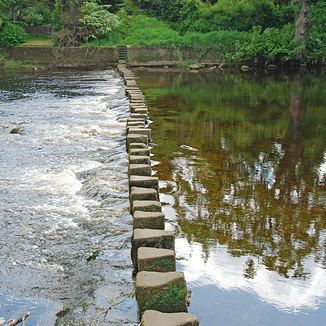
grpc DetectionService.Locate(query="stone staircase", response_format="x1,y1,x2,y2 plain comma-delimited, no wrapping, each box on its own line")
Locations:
117,45,127,63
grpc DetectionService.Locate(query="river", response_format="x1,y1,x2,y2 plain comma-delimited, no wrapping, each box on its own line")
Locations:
133,67,326,326
0,69,138,325
1,66,326,326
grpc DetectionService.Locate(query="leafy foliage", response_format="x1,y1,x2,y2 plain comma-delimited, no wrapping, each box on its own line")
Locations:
22,3,52,26
0,0,27,21
234,24,301,63
52,0,63,32
0,0,324,63
96,0,124,13
79,1,120,41
0,23,27,47
131,0,296,33
132,0,184,22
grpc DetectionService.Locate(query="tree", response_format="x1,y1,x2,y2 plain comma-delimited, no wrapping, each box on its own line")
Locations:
79,1,120,41
294,0,310,47
0,0,27,21
52,0,63,32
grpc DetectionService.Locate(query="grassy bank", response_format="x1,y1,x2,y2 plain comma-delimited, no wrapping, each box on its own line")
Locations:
1,12,325,69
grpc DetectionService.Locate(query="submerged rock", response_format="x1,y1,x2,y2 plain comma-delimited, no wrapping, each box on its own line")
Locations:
241,65,250,71
188,64,204,70
10,127,23,134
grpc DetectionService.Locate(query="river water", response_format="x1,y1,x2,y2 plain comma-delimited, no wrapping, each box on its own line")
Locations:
134,67,326,326
0,69,138,325
2,67,326,326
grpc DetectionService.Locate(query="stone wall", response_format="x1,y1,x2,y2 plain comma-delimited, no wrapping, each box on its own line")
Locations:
126,46,221,66
3,46,117,68
2,45,221,69
23,26,52,35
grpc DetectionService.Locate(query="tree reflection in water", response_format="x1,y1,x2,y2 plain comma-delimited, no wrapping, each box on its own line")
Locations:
135,68,326,317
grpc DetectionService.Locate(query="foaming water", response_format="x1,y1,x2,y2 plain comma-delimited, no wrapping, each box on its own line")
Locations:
0,70,138,325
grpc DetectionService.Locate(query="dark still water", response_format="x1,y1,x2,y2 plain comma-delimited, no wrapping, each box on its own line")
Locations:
0,69,138,325
133,67,326,326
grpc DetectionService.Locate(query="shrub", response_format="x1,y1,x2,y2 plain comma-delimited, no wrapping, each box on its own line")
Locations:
79,1,121,41
0,23,27,47
305,32,326,61
234,24,300,63
96,0,124,13
309,0,326,34
22,3,52,26
52,0,63,32
133,0,184,22
23,12,44,26
124,0,145,15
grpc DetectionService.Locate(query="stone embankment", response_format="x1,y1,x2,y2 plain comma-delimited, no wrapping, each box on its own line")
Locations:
2,45,222,68
117,63,199,326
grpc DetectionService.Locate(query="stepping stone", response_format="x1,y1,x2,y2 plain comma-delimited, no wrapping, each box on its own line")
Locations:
138,247,176,272
133,108,149,115
141,310,199,326
126,134,148,149
133,211,165,230
128,128,151,140
136,271,188,315
129,176,158,191
131,113,148,122
131,229,174,266
130,187,158,202
129,143,148,151
132,200,162,214
129,163,152,177
129,148,150,156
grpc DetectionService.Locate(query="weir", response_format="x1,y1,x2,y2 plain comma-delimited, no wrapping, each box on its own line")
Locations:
117,63,200,325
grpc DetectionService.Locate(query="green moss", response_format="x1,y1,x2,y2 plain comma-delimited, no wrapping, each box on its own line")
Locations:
150,258,175,272
4,60,43,70
142,283,187,313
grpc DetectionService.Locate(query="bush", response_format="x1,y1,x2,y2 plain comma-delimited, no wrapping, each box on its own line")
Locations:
124,0,145,15
79,1,121,41
23,12,44,26
305,32,326,61
131,0,296,33
22,3,52,26
309,0,326,34
96,0,124,13
233,24,300,63
52,0,63,32
133,0,184,22
0,23,27,47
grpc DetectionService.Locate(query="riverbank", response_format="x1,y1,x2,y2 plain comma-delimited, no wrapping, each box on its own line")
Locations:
1,46,117,69
2,44,324,72
1,45,225,69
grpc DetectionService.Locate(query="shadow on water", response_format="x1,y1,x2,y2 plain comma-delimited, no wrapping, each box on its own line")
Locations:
134,66,326,325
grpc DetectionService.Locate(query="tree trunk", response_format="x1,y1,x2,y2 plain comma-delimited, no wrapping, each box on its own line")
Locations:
294,0,310,47
12,6,17,21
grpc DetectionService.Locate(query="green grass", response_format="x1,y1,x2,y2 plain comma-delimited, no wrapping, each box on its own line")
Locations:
21,33,54,46
122,15,180,46
4,59,43,69
22,38,55,46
